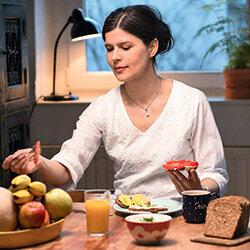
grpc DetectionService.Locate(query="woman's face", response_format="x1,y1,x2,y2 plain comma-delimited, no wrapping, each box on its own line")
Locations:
104,28,155,82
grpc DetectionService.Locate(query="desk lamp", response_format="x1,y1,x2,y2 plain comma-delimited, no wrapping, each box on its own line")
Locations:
43,8,101,101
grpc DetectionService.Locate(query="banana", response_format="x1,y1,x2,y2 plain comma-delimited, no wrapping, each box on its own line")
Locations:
12,189,34,204
8,185,16,193
27,181,47,197
10,175,31,192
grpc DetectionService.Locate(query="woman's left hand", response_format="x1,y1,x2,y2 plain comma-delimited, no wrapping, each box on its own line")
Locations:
166,169,202,194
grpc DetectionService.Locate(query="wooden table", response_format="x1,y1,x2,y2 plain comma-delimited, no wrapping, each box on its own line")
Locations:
23,203,249,250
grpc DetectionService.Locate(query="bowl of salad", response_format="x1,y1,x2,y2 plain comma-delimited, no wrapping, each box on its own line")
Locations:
125,214,172,245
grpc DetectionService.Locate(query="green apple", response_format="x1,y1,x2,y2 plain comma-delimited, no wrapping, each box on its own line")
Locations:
43,188,73,220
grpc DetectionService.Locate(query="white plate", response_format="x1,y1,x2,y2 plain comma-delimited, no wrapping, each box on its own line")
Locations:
113,197,182,215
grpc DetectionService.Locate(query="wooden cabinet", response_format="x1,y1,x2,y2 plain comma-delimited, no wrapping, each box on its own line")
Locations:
0,0,33,187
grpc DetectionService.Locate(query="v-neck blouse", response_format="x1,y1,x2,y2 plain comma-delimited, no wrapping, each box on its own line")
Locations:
118,81,175,135
52,80,228,199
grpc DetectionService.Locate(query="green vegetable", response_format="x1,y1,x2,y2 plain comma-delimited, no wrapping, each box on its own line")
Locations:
141,217,154,222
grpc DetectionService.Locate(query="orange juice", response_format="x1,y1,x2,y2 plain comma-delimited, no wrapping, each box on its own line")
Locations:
85,199,110,235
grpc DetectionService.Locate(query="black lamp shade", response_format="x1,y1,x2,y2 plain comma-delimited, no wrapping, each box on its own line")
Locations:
70,8,101,42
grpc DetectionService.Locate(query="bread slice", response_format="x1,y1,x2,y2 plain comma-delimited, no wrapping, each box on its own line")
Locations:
128,205,168,213
115,194,167,213
218,195,250,237
204,195,250,239
163,160,198,171
115,194,150,208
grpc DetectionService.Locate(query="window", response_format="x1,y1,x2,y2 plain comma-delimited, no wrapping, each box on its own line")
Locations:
85,0,247,71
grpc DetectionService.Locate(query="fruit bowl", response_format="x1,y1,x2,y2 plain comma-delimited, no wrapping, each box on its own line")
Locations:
125,213,172,245
0,219,64,249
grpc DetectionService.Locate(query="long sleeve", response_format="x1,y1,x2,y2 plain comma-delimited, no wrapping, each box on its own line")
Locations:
190,92,229,195
51,100,103,190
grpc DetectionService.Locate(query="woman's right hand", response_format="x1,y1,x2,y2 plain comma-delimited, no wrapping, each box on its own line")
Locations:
2,147,42,175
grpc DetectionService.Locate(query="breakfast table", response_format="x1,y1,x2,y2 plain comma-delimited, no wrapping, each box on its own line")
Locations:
21,201,249,250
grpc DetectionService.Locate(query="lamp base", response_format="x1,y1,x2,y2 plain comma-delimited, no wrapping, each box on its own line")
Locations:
43,93,78,101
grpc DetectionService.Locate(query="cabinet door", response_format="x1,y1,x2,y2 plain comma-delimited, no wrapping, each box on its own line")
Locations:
1,2,28,102
0,110,30,187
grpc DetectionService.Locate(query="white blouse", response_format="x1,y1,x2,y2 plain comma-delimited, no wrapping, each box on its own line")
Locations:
52,80,228,199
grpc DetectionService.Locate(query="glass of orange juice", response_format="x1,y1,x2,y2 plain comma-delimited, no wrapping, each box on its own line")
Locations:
84,189,111,236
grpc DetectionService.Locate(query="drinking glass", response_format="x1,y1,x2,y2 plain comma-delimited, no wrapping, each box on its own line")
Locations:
84,189,111,236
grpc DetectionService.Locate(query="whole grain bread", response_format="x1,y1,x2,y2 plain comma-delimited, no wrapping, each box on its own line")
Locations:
128,205,168,213
204,195,250,239
220,195,250,237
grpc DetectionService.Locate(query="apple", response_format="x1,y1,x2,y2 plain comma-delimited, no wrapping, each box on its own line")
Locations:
18,201,46,229
43,188,73,220
42,209,50,226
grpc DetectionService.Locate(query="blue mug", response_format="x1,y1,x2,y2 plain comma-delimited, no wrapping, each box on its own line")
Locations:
181,190,211,224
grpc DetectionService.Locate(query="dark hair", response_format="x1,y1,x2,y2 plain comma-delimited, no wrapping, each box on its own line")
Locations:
102,5,174,62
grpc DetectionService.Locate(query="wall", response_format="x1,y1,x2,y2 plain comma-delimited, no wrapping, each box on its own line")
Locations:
34,0,226,99
34,0,83,97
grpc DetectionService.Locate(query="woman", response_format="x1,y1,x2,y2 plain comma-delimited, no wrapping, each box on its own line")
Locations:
2,5,228,199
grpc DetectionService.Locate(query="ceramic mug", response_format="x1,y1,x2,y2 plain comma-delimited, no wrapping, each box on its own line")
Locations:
181,190,211,224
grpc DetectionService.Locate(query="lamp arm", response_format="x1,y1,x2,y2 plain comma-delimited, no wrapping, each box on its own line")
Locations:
52,20,71,95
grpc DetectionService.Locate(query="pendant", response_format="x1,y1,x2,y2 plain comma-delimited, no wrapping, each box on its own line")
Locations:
145,110,149,117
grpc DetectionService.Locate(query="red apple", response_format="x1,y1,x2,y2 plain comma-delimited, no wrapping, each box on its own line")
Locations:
18,201,46,229
42,209,50,226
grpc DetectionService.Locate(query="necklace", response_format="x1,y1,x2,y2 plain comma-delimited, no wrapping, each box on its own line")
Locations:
124,79,161,118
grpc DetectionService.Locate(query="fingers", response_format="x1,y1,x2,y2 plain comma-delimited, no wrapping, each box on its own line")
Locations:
2,146,41,176
189,169,198,179
28,153,41,167
2,155,13,170
2,152,26,170
12,148,33,159
188,169,202,189
173,170,189,183
3,148,32,165
166,170,186,193
165,169,202,193
10,154,28,173
2,148,33,173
